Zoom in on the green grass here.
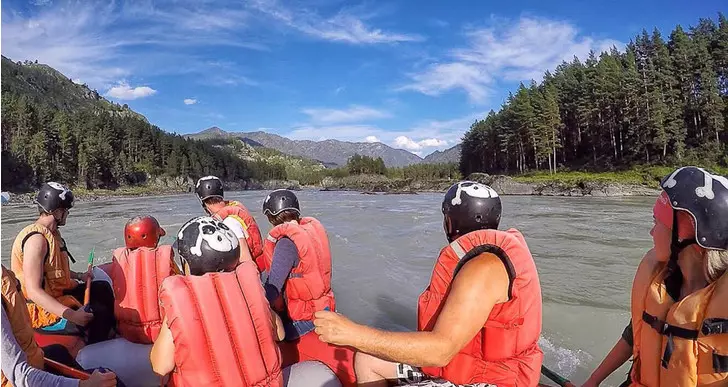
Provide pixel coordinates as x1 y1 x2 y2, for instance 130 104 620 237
512 166 728 188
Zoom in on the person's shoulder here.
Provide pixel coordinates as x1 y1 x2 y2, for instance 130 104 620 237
222 216 246 235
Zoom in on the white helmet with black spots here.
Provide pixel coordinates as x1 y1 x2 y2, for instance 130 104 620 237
660 166 728 251
176 216 240 275
442 181 502 243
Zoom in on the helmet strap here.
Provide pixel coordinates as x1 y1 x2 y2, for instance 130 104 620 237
664 209 697 300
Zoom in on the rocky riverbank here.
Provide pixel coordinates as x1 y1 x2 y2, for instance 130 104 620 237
316 173 661 197
3 173 661 206
2 177 303 206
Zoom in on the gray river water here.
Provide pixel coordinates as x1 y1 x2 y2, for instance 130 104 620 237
1 190 656 386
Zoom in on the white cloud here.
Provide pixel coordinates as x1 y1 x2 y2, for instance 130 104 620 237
364 135 380 143
398 16 622 102
1 1 261 90
394 136 448 151
301 105 391 124
183 98 198 105
248 0 423 44
106 82 157 100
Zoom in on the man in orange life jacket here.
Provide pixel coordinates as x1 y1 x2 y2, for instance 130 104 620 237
108 215 180 345
261 189 356 387
195 176 265 268
314 181 544 387
10 182 116 344
149 215 285 386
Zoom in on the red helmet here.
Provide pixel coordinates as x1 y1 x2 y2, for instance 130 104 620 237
124 215 166 249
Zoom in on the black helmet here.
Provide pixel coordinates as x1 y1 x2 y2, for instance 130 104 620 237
442 181 501 242
262 189 301 217
35 182 75 213
660 166 728 251
175 216 240 275
195 176 224 201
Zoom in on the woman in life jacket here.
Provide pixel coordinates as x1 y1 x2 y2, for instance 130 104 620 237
314 181 544 387
261 189 356 387
108 215 179 345
10 182 116 344
195 176 264 266
584 166 728 387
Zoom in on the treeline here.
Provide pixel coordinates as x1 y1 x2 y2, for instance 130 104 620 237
342 153 460 180
1 94 286 191
460 13 728 176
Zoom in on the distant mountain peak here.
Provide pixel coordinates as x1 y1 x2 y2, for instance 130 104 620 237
186 128 426 167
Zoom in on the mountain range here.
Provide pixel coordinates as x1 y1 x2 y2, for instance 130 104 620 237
187 127 460 167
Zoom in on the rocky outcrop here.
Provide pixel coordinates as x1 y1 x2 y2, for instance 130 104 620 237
261 180 301 190
466 173 660 196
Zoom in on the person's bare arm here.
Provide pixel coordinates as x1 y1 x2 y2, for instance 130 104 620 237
315 253 509 367
22 235 74 319
238 237 253 263
270 308 285 341
150 317 176 377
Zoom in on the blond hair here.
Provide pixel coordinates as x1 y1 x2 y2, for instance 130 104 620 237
705 249 728 283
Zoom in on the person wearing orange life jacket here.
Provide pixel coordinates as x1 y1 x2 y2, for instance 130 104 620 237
261 189 356 387
108 215 180 345
149 216 341 387
583 166 728 387
314 181 544 387
195 175 265 269
10 182 116 344
2 265 120 387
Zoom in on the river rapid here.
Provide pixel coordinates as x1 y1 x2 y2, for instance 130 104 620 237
1 190 656 386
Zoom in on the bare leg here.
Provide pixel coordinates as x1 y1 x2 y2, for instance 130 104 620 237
354 352 399 387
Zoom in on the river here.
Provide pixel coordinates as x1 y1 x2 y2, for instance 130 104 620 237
1 190 655 386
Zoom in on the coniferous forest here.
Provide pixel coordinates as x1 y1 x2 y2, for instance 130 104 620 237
0 57 286 192
460 14 728 176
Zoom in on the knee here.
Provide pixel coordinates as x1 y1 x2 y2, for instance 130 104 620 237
354 352 378 375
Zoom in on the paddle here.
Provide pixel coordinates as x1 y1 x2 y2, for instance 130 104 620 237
83 247 94 305
541 365 576 387
44 357 90 380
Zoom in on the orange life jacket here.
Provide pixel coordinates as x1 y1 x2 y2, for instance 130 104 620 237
109 245 177 344
262 217 335 321
10 223 80 328
417 228 543 387
212 201 264 267
158 262 283 387
629 251 728 387
1 266 45 387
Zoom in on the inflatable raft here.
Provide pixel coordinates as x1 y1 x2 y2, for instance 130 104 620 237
32 263 571 387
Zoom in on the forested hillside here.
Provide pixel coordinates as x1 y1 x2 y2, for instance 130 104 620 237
1 57 285 191
460 14 728 176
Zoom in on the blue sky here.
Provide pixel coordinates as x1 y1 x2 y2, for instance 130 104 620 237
2 0 725 157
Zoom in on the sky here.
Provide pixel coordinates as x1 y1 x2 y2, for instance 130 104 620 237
2 0 725 157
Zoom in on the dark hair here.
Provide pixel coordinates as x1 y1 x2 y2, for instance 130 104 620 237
203 197 224 206
267 209 300 226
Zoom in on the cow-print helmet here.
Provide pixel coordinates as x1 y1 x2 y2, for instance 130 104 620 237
660 166 728 250
442 181 502 242
176 216 240 275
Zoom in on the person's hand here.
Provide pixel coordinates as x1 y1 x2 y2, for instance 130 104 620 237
313 310 361 346
79 369 116 387
67 308 94 326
